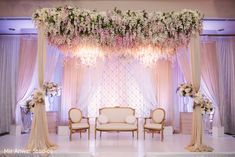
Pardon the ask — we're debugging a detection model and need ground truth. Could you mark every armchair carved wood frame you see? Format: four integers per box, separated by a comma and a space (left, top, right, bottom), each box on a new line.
68, 108, 90, 141
144, 108, 165, 141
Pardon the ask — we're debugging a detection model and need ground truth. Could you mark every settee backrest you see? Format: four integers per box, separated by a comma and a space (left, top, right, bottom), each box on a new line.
99, 107, 135, 123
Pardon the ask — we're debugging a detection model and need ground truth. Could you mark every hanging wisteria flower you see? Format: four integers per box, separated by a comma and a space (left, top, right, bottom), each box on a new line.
32, 6, 203, 55
176, 83, 195, 97
43, 82, 61, 97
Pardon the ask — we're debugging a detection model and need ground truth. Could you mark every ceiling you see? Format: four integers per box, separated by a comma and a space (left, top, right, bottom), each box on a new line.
0, 18, 235, 35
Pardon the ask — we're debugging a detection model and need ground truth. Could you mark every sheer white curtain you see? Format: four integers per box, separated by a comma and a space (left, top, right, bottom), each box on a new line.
129, 59, 157, 116
44, 45, 60, 111
200, 41, 221, 127
15, 37, 38, 127
0, 36, 19, 134
216, 37, 235, 134
88, 56, 155, 117
60, 57, 104, 123
151, 59, 173, 125
60, 58, 84, 124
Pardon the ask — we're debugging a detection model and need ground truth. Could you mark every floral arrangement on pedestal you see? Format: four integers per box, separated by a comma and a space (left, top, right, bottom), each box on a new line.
43, 82, 61, 97
32, 6, 203, 64
177, 83, 213, 114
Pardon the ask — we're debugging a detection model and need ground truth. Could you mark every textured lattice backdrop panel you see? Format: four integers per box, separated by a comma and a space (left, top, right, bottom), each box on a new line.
88, 56, 151, 117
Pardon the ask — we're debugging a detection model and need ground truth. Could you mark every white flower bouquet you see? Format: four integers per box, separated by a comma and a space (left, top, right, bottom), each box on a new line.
176, 83, 195, 97
25, 89, 45, 113
43, 82, 61, 97
177, 83, 213, 114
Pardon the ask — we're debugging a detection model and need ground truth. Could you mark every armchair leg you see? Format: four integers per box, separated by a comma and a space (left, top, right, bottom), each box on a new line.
100, 131, 102, 138
137, 130, 138, 140
88, 128, 90, 140
95, 129, 97, 140
132, 131, 134, 138
80, 132, 82, 138
161, 130, 163, 141
152, 132, 154, 138
70, 131, 72, 141
144, 129, 145, 140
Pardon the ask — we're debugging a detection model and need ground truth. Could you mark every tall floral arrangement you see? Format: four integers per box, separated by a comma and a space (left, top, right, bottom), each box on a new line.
32, 6, 203, 57
43, 82, 61, 97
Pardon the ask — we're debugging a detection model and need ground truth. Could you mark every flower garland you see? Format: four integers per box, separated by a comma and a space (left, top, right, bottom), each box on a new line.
32, 6, 203, 57
177, 83, 213, 114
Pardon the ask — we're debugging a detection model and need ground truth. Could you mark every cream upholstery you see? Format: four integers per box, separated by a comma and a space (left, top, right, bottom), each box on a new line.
152, 109, 165, 123
69, 108, 90, 141
71, 123, 89, 129
97, 123, 137, 131
100, 107, 134, 123
70, 109, 82, 123
98, 115, 108, 124
125, 115, 136, 124
95, 107, 138, 139
144, 123, 162, 130
144, 108, 165, 141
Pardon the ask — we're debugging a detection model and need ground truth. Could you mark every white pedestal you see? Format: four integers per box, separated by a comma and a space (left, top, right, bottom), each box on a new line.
10, 125, 21, 136
212, 126, 224, 137
164, 126, 173, 136
58, 126, 69, 136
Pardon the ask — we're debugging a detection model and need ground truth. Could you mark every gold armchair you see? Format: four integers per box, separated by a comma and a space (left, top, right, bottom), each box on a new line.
144, 108, 165, 141
68, 108, 90, 141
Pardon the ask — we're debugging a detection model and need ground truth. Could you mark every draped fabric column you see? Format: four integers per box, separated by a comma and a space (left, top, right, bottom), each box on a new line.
187, 34, 213, 152
15, 37, 37, 128
26, 27, 56, 151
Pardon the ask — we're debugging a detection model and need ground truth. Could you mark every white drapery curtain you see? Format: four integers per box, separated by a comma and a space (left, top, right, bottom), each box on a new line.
200, 41, 221, 127
151, 59, 173, 125
60, 58, 86, 124
0, 36, 19, 134
216, 37, 235, 134
15, 37, 38, 127
44, 45, 61, 111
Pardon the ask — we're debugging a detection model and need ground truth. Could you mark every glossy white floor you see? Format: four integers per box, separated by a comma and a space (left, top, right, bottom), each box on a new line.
0, 131, 235, 157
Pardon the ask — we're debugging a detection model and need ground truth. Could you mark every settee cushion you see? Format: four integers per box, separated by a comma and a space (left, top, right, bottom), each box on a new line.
98, 115, 108, 124
100, 107, 135, 123
125, 115, 136, 124
97, 123, 137, 131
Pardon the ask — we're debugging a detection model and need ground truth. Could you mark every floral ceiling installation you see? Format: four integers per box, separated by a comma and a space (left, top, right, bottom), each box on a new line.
33, 6, 203, 64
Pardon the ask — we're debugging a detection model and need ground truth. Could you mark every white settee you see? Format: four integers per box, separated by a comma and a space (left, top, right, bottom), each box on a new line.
95, 106, 138, 139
